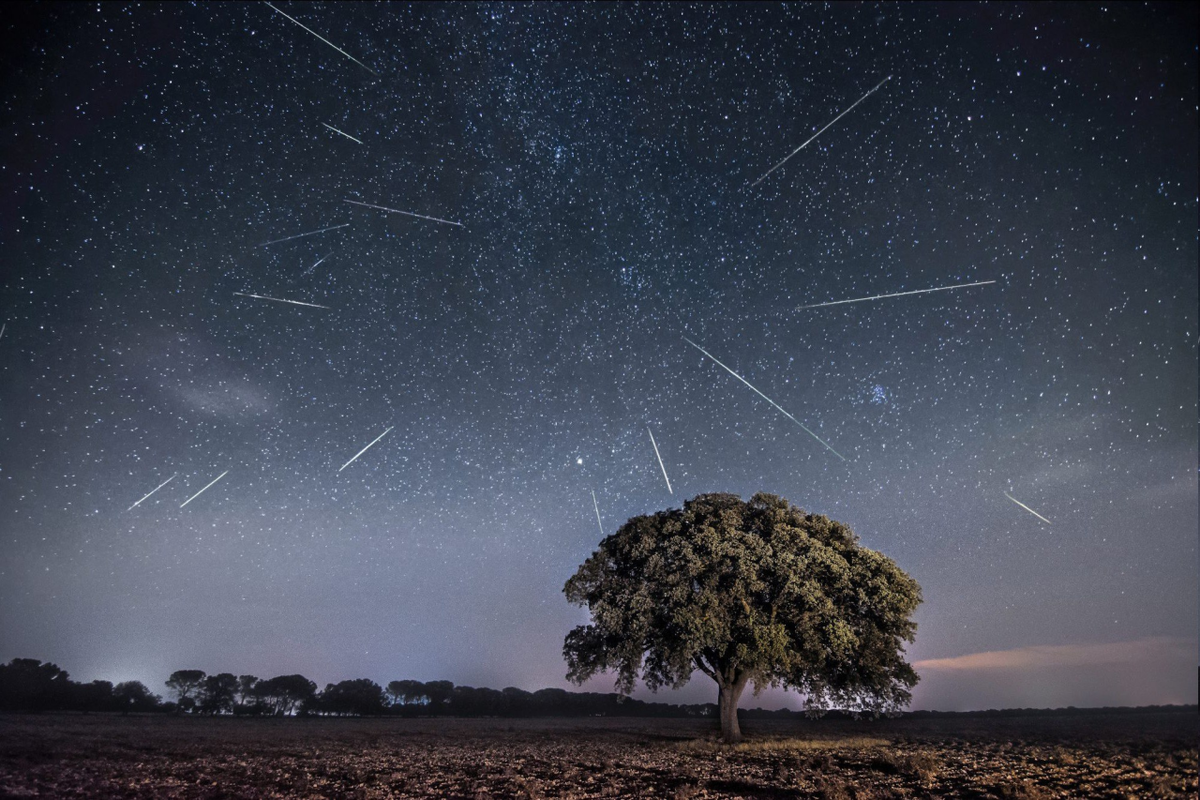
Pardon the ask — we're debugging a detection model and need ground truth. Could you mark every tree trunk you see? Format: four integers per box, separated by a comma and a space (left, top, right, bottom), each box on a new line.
717, 677, 747, 743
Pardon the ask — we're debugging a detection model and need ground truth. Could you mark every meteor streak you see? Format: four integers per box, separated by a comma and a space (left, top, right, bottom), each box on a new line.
795, 280, 997, 310
1004, 491, 1051, 525
264, 2, 377, 75
127, 474, 176, 511
750, 75, 892, 188
682, 336, 847, 461
180, 471, 229, 508
338, 426, 394, 472
646, 427, 673, 494
591, 490, 604, 537
343, 199, 464, 228
234, 292, 329, 310
303, 254, 330, 275
0, 323, 5, 341
322, 122, 363, 144
258, 222, 349, 247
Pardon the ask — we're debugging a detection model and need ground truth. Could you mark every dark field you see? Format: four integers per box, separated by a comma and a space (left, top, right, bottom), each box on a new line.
0, 712, 1195, 799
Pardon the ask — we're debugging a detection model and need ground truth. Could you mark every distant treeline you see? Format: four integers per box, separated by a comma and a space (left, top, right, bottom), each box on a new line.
1, 659, 1194, 719
0, 658, 716, 718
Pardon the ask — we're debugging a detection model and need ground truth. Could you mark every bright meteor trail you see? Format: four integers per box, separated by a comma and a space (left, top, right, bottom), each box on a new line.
303, 254, 331, 275
126, 474, 176, 511
1004, 491, 1051, 525
343, 199, 464, 228
180, 471, 229, 509
234, 292, 330, 310
795, 280, 997, 310
338, 426, 394, 472
591, 490, 604, 537
647, 427, 673, 494
750, 75, 891, 188
322, 123, 363, 144
682, 336, 847, 461
258, 222, 350, 247
264, 2, 377, 75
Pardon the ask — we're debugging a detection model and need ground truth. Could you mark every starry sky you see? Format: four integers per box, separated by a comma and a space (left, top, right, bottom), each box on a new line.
1, 2, 1195, 712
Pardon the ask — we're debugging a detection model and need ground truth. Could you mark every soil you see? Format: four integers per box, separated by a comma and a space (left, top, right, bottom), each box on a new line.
0, 711, 1194, 798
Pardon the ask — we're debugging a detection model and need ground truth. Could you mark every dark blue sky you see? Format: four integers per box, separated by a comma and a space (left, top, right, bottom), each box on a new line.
1, 2, 1195, 711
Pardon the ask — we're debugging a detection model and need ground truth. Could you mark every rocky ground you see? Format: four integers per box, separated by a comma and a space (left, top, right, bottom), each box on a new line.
0, 711, 1194, 798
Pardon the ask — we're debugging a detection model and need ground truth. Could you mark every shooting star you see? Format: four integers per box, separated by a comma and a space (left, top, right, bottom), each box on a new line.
264, 2, 377, 75
127, 474, 176, 512
180, 471, 229, 509
646, 427, 673, 495
1004, 491, 1051, 525
750, 75, 892, 188
303, 253, 331, 275
0, 322, 5, 341
234, 292, 329, 310
338, 426, 394, 472
322, 122, 363, 144
258, 222, 349, 247
591, 490, 605, 537
682, 336, 847, 462
343, 199, 464, 228
795, 280, 997, 311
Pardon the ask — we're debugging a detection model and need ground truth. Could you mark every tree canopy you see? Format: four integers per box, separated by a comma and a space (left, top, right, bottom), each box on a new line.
165, 670, 206, 707
563, 492, 923, 742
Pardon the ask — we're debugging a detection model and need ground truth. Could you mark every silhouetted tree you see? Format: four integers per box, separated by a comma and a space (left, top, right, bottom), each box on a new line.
449, 685, 505, 716
385, 679, 427, 706
235, 675, 260, 711
256, 674, 316, 716
315, 679, 386, 716
0, 659, 73, 711
165, 670, 206, 711
113, 681, 160, 713
422, 680, 454, 712
76, 680, 115, 713
199, 673, 238, 715
502, 687, 533, 716
563, 492, 923, 742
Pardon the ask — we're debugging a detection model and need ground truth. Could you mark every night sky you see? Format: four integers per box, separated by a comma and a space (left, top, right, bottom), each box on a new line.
1, 2, 1195, 712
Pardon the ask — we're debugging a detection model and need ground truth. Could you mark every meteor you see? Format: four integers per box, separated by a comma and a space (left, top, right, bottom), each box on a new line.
646, 427, 673, 494
750, 75, 892, 188
234, 292, 329, 310
1004, 491, 1051, 525
258, 222, 349, 247
338, 426, 394, 472
795, 280, 997, 310
127, 474, 176, 511
264, 2, 377, 75
0, 322, 5, 341
180, 471, 229, 508
343, 199, 464, 228
322, 122, 363, 144
303, 253, 330, 275
591, 490, 604, 537
682, 336, 847, 461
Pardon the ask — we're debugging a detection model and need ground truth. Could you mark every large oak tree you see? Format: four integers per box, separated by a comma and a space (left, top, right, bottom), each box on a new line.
563, 492, 922, 742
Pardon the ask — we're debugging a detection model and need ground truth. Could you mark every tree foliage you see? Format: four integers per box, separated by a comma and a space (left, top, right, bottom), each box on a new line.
386, 679, 427, 706
199, 673, 238, 715
112, 680, 160, 712
563, 492, 922, 740
312, 679, 387, 716
255, 674, 317, 716
165, 670, 206, 706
